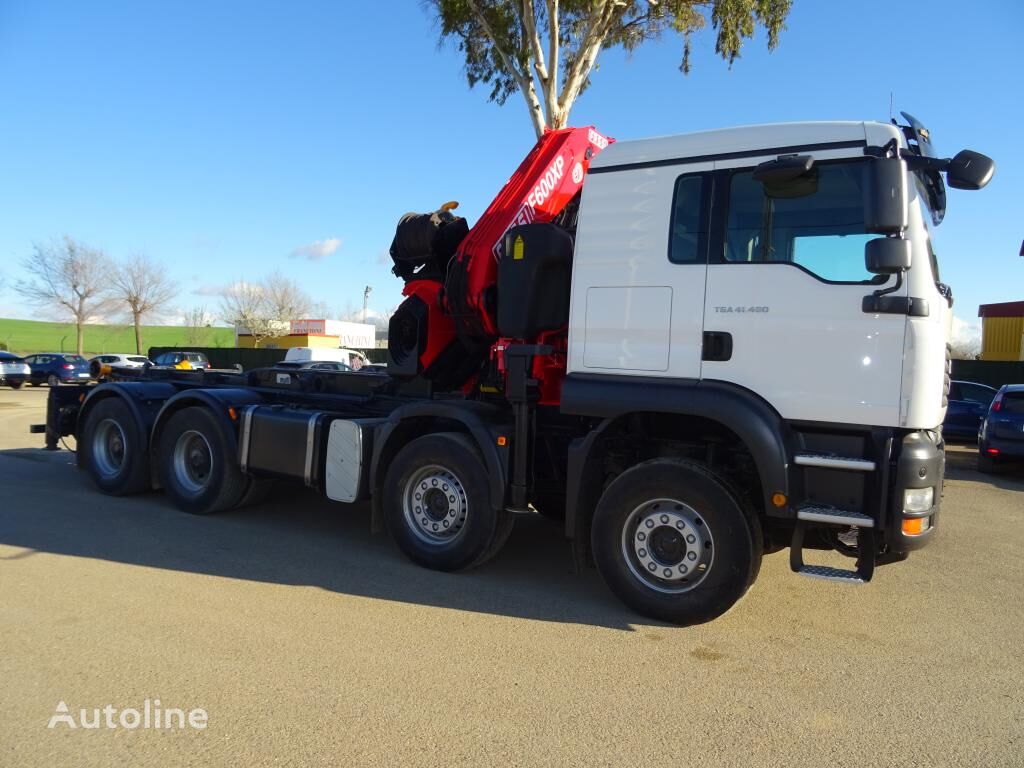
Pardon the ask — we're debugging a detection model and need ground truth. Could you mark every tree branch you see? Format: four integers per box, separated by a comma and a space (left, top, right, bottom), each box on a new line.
467, 0, 547, 137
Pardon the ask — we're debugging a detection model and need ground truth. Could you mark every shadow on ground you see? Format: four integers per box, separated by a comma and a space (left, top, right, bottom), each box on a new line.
0, 448, 642, 630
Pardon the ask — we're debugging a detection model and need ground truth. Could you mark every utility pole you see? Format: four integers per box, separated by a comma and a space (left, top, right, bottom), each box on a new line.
362, 285, 372, 323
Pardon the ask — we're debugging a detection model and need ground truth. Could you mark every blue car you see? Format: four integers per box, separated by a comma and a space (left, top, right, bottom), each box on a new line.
978, 384, 1024, 472
21, 352, 92, 386
943, 380, 998, 440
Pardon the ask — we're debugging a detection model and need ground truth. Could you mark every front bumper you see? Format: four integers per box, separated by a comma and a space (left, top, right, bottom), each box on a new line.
885, 430, 943, 553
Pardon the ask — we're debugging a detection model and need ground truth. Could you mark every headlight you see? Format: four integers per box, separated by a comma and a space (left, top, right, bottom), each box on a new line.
903, 487, 934, 513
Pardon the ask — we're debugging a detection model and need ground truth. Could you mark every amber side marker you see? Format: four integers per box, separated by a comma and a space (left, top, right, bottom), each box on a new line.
496, 436, 508, 447
771, 492, 787, 508
902, 517, 927, 536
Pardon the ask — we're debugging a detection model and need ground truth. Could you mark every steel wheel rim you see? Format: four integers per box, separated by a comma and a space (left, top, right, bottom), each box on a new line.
173, 430, 214, 495
403, 464, 469, 545
92, 418, 126, 478
621, 497, 714, 594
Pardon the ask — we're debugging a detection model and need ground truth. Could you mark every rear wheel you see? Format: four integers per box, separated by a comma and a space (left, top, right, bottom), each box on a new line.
79, 398, 150, 495
591, 459, 761, 626
157, 407, 246, 514
9, 381, 23, 389
47, 374, 59, 387
384, 432, 511, 571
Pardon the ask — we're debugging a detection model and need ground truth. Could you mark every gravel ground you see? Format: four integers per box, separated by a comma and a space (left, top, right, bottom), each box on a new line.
1, 385, 1022, 767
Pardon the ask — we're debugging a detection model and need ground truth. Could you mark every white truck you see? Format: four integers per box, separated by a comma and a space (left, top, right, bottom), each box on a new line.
39, 114, 994, 624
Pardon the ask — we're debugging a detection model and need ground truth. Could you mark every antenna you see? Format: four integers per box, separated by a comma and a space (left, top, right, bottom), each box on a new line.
889, 92, 894, 122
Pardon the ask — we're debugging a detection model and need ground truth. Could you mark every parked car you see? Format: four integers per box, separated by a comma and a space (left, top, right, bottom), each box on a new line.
943, 380, 999, 440
293, 361, 353, 372
281, 347, 369, 369
89, 353, 152, 378
150, 351, 211, 370
0, 351, 31, 388
21, 353, 92, 386
978, 385, 1024, 472
360, 363, 388, 374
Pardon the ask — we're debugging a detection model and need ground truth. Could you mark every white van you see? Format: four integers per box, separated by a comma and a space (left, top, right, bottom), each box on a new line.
281, 347, 368, 370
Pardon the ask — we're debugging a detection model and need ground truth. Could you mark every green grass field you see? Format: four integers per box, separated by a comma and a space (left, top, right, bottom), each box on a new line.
0, 318, 234, 356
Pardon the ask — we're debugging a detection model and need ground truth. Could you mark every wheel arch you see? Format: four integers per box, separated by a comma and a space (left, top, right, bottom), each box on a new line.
562, 375, 795, 553
149, 388, 267, 487
370, 401, 509, 533
76, 382, 180, 467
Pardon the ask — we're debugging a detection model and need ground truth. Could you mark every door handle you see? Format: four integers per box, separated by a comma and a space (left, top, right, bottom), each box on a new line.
702, 331, 733, 362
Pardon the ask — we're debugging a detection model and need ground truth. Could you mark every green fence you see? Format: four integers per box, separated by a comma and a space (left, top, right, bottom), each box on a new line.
147, 346, 388, 371
951, 360, 1024, 389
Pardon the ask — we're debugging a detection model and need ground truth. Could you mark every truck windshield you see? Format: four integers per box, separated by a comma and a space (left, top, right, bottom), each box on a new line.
725, 161, 881, 284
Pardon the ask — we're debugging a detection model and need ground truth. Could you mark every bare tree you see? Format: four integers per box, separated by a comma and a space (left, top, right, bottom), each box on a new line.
262, 271, 312, 321
183, 305, 215, 346
218, 274, 310, 349
112, 253, 179, 354
17, 236, 114, 355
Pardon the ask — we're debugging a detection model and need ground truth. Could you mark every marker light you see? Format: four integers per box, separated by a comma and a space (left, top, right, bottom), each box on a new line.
902, 517, 929, 536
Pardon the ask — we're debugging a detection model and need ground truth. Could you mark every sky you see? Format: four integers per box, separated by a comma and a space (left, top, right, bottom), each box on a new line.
0, 0, 1021, 341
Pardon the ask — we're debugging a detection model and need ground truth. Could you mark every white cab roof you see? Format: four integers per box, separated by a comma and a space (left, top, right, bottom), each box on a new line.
590, 121, 902, 169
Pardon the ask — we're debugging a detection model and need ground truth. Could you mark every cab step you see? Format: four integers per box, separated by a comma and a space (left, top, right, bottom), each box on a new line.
790, 520, 876, 585
796, 505, 874, 527
796, 564, 865, 585
794, 453, 876, 472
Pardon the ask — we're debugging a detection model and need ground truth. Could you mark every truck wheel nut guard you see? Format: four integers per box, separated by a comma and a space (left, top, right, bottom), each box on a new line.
622, 498, 714, 594
403, 465, 469, 545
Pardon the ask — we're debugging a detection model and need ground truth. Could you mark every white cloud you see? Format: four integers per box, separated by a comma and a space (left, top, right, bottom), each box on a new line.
289, 237, 341, 261
951, 314, 982, 358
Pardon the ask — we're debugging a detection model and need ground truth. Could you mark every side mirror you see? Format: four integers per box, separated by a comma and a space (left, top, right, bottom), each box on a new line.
863, 158, 908, 234
865, 237, 911, 274
946, 149, 995, 191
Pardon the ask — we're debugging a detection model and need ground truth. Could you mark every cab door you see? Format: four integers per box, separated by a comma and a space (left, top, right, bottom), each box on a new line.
701, 153, 908, 427
569, 161, 713, 379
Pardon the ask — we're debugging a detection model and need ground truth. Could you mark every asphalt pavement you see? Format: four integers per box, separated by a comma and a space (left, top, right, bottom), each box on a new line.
1, 385, 1022, 767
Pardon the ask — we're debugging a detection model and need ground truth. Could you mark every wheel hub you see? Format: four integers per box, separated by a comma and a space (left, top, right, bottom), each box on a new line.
404, 466, 468, 544
624, 499, 714, 593
173, 430, 214, 494
92, 419, 127, 477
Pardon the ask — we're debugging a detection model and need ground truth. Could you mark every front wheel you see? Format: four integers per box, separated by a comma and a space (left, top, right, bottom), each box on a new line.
47, 374, 60, 387
591, 459, 762, 626
9, 381, 23, 389
384, 432, 511, 571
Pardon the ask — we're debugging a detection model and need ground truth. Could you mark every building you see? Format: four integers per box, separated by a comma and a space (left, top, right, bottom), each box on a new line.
979, 301, 1024, 361
236, 319, 376, 350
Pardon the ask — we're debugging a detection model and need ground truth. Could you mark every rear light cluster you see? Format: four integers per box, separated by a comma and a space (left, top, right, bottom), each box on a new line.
62, 364, 74, 370
992, 392, 1004, 412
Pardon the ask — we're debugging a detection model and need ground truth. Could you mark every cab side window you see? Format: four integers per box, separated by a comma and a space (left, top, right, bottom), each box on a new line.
724, 161, 877, 283
668, 174, 708, 264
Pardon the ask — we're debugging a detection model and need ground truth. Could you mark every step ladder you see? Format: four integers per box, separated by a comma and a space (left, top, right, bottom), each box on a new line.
790, 453, 878, 584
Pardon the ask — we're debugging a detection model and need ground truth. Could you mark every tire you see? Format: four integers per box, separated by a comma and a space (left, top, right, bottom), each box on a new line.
31, 381, 41, 387
591, 459, 762, 626
977, 453, 998, 474
79, 398, 150, 495
47, 374, 60, 387
238, 477, 274, 508
384, 432, 511, 572
89, 360, 102, 379
156, 407, 246, 515
9, 381, 23, 389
